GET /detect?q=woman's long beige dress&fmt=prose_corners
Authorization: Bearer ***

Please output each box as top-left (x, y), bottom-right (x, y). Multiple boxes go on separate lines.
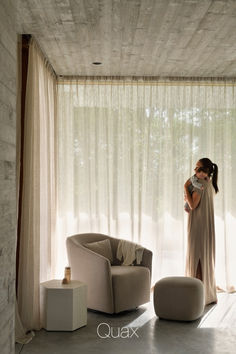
top-left (185, 178), bottom-right (217, 305)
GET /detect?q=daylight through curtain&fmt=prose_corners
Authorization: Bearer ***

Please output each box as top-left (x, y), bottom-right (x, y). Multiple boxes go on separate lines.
top-left (56, 77), bottom-right (236, 291)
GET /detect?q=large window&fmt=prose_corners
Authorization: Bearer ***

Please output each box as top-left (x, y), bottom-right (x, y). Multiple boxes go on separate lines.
top-left (57, 79), bottom-right (236, 289)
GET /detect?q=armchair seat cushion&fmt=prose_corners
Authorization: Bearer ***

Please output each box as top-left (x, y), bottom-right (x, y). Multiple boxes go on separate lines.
top-left (111, 266), bottom-right (150, 313)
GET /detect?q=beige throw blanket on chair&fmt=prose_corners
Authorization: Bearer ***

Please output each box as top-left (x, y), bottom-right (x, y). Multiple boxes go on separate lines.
top-left (116, 240), bottom-right (144, 265)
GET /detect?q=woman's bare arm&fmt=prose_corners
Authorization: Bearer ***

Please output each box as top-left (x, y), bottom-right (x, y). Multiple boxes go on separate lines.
top-left (184, 179), bottom-right (201, 210)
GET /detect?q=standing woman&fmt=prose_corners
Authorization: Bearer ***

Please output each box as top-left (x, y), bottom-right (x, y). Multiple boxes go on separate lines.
top-left (184, 158), bottom-right (219, 305)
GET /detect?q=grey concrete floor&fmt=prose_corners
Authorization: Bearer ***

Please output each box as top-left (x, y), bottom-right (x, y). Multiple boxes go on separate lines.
top-left (15, 293), bottom-right (236, 354)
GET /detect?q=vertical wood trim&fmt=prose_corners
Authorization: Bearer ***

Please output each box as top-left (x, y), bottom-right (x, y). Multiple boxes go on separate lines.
top-left (16, 34), bottom-right (31, 294)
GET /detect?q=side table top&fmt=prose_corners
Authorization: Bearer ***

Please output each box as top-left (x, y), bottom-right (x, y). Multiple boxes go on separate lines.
top-left (41, 279), bottom-right (87, 289)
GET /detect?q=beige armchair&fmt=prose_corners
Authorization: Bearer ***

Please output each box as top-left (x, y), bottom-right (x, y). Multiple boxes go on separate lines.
top-left (66, 233), bottom-right (152, 314)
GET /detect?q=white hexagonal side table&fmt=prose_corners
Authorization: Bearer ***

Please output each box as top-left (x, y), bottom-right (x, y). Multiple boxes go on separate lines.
top-left (41, 280), bottom-right (87, 331)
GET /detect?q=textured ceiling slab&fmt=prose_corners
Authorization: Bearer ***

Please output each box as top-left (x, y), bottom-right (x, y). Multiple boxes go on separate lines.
top-left (17, 0), bottom-right (236, 77)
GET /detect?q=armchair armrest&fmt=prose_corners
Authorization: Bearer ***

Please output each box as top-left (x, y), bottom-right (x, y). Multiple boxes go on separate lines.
top-left (140, 248), bottom-right (153, 278)
top-left (66, 237), bottom-right (114, 313)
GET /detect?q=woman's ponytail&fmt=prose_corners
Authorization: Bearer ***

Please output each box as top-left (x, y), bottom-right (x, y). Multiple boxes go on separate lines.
top-left (199, 158), bottom-right (219, 193)
top-left (212, 163), bottom-right (219, 193)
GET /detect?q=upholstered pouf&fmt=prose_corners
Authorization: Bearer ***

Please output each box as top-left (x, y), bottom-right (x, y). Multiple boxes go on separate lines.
top-left (153, 276), bottom-right (204, 321)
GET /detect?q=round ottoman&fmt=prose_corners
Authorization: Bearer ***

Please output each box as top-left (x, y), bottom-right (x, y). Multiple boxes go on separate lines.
top-left (153, 276), bottom-right (204, 321)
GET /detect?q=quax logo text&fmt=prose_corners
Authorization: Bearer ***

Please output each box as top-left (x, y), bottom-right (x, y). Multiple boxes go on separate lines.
top-left (97, 322), bottom-right (139, 339)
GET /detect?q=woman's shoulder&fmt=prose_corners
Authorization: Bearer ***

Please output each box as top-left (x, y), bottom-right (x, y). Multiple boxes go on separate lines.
top-left (203, 178), bottom-right (215, 196)
top-left (195, 178), bottom-right (212, 194)
top-left (201, 177), bottom-right (211, 186)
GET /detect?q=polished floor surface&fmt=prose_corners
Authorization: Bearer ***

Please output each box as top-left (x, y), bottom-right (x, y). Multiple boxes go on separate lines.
top-left (15, 292), bottom-right (236, 354)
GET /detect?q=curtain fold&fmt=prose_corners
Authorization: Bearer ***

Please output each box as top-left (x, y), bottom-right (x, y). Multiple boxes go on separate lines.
top-left (57, 77), bottom-right (236, 290)
top-left (17, 39), bottom-right (57, 330)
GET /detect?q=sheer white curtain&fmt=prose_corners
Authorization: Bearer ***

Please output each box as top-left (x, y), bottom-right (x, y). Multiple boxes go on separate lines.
top-left (17, 39), bottom-right (57, 330)
top-left (57, 78), bottom-right (236, 290)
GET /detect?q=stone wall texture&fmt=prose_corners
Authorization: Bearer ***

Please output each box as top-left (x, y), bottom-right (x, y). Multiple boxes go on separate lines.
top-left (0, 0), bottom-right (17, 353)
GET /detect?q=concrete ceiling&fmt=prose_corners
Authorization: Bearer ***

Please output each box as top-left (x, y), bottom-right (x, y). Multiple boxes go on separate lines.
top-left (17, 0), bottom-right (236, 77)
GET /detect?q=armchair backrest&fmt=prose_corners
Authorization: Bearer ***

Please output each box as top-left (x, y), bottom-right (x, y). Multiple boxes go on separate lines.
top-left (67, 233), bottom-right (152, 274)
top-left (67, 233), bottom-right (122, 265)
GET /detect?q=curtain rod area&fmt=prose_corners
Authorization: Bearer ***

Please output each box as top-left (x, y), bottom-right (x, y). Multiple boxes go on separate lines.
top-left (57, 76), bottom-right (236, 86)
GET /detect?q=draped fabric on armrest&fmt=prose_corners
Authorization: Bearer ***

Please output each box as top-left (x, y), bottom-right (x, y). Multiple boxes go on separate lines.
top-left (116, 240), bottom-right (144, 265)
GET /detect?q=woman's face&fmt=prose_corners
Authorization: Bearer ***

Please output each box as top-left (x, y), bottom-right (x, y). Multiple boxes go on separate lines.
top-left (194, 161), bottom-right (203, 173)
top-left (196, 170), bottom-right (207, 180)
